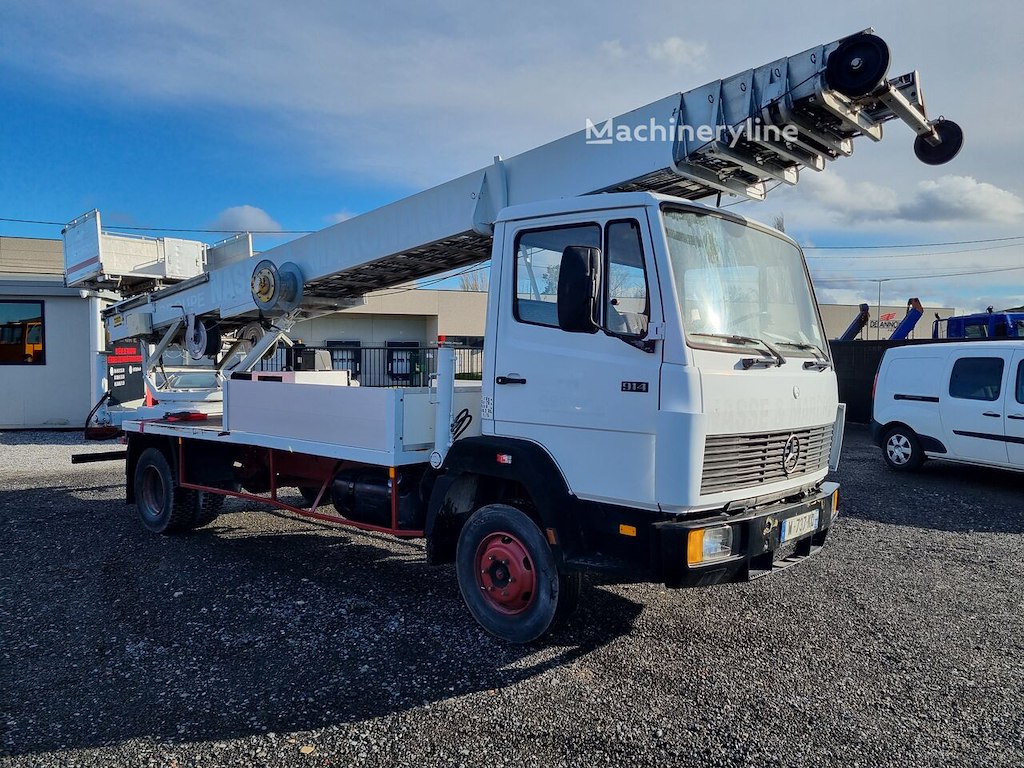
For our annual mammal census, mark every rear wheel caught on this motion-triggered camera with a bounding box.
[456,504,578,643]
[298,485,326,507]
[883,426,925,471]
[134,447,195,534]
[191,491,225,528]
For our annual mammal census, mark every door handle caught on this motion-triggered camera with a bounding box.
[982,411,1000,417]
[495,376,527,385]
[1008,414,1024,420]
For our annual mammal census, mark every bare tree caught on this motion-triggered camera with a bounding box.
[772,213,785,233]
[458,268,489,292]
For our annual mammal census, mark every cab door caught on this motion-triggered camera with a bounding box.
[1005,350,1024,467]
[490,210,663,508]
[941,353,1009,466]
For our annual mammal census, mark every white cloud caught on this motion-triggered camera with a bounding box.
[896,175,1024,224]
[325,210,357,225]
[801,173,1024,226]
[647,37,707,70]
[799,174,900,223]
[210,205,281,232]
[601,40,626,60]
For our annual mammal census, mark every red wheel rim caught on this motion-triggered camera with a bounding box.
[474,531,536,615]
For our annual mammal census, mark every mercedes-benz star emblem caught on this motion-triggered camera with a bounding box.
[782,434,801,475]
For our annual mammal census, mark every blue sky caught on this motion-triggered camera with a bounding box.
[2,0,1022,313]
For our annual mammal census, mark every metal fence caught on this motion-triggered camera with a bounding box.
[257,345,483,388]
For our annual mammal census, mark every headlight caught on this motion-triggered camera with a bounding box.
[687,526,734,566]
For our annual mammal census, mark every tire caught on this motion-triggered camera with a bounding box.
[191,491,225,528]
[456,504,576,643]
[553,570,583,625]
[298,485,326,507]
[133,447,195,534]
[882,426,925,472]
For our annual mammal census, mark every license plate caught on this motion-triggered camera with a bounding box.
[780,509,819,543]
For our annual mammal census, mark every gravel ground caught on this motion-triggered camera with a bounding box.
[1,425,1021,767]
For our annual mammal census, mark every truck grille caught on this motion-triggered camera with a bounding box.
[701,424,833,495]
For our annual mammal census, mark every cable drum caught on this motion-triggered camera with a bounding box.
[251,260,304,313]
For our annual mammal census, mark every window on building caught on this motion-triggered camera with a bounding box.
[0,300,45,365]
[326,340,361,379]
[949,357,1004,401]
[386,340,420,382]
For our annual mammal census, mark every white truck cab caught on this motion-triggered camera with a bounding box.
[486,193,838,513]
[873,341,1024,472]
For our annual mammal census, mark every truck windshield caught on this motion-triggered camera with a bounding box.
[662,208,826,357]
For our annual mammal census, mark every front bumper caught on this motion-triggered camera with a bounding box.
[653,482,839,587]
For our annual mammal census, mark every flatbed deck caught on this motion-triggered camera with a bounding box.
[126,380,483,468]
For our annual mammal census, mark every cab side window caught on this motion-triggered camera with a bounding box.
[948,357,1004,401]
[604,220,650,337]
[514,224,600,328]
[1016,360,1024,405]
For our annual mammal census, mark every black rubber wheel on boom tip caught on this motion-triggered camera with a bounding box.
[456,504,577,644]
[825,33,891,98]
[914,120,964,166]
[133,447,196,534]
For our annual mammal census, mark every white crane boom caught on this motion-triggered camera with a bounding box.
[67,30,960,343]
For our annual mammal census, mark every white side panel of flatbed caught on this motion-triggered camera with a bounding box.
[125,382,482,467]
[227,380,398,452]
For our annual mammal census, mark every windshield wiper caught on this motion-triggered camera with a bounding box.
[774,341,832,370]
[691,333,786,368]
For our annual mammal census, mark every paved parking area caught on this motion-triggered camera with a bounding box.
[1,425,1021,767]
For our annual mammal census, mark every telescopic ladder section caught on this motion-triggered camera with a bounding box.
[96,29,961,344]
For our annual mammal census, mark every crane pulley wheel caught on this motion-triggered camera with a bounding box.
[825,33,891,98]
[185,317,221,360]
[238,321,280,361]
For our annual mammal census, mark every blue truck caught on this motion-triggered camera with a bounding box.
[933,308,1024,339]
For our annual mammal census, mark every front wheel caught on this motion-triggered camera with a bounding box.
[882,426,925,472]
[456,504,577,643]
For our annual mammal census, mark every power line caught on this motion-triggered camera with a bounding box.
[804,235,1024,250]
[813,265,1024,283]
[372,262,491,297]
[807,242,1023,262]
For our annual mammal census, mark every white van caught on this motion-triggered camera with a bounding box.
[872,341,1024,472]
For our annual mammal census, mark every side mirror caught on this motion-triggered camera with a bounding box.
[557,245,601,334]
